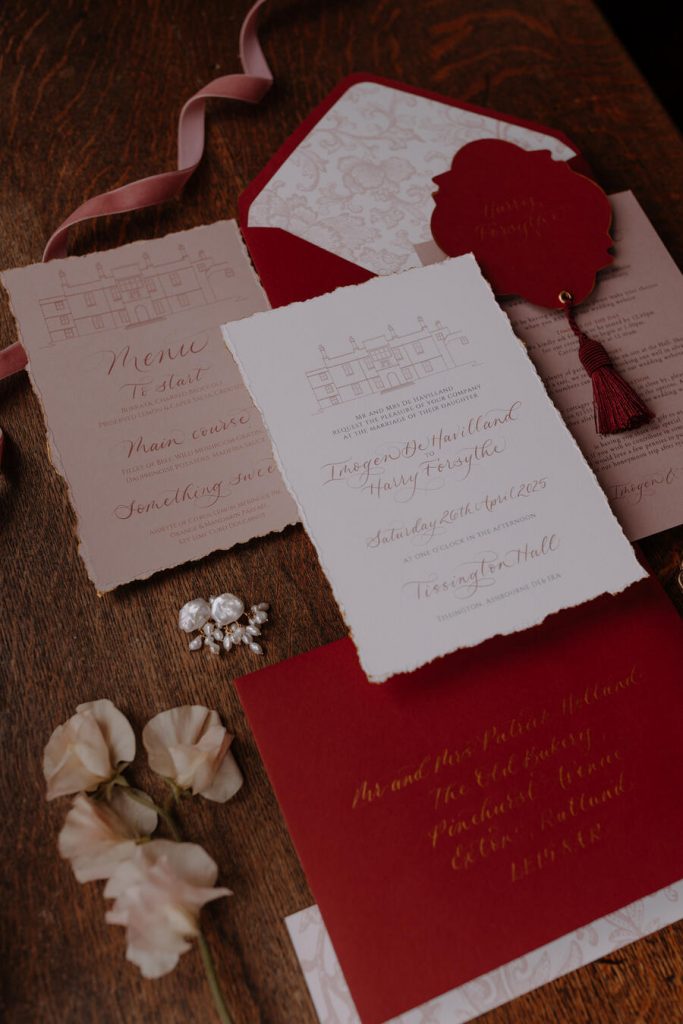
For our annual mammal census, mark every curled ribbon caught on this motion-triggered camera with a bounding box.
[0,0,272,388]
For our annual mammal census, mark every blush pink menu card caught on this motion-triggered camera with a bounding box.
[2,221,297,590]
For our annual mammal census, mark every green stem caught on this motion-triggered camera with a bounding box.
[198,930,233,1024]
[114,782,182,840]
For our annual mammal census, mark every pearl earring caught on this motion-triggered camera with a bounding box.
[178,593,269,656]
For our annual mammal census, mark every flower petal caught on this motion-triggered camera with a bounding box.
[43,722,74,778]
[166,744,213,792]
[43,717,111,798]
[200,747,243,803]
[44,700,135,800]
[77,699,136,766]
[110,788,158,837]
[125,942,185,979]
[143,707,220,774]
[142,706,238,801]
[69,713,118,779]
[147,839,221,889]
[58,794,138,883]
[44,754,104,801]
[103,840,230,978]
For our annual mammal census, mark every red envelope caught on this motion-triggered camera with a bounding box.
[239,74,593,307]
[236,576,683,1024]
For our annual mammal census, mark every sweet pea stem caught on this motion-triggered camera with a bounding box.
[111,777,182,840]
[108,776,232,1021]
[198,931,233,1024]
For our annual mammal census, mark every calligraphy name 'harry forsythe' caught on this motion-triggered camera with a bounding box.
[320,403,521,501]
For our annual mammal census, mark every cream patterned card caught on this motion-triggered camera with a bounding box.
[286,883,683,1024]
[247,79,575,275]
[224,257,644,681]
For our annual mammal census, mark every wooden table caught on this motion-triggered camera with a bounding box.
[1,1,682,1021]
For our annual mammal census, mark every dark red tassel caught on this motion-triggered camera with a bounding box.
[560,294,654,434]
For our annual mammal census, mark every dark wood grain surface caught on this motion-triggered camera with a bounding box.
[1,2,682,1022]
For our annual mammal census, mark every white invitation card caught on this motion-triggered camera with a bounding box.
[224,258,645,681]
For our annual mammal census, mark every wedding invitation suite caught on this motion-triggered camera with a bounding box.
[236,577,683,1024]
[224,258,644,681]
[1,222,297,590]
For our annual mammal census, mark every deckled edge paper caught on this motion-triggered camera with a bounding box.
[224,258,645,681]
[2,221,298,591]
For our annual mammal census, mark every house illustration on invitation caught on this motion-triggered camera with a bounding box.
[38,245,237,343]
[306,317,471,411]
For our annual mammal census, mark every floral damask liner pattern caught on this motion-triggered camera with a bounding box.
[286,883,683,1024]
[248,81,575,275]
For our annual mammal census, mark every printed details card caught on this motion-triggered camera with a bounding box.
[236,578,683,1024]
[501,191,683,541]
[224,257,644,681]
[2,221,296,590]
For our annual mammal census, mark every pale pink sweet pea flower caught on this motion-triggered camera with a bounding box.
[142,706,243,803]
[104,839,231,978]
[58,790,158,883]
[43,699,136,801]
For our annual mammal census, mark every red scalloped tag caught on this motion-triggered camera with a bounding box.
[430,140,613,309]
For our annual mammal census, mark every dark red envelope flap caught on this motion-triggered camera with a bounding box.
[243,226,374,307]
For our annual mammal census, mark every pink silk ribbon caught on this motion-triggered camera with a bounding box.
[0,0,272,387]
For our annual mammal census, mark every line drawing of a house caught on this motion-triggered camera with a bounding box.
[306,317,472,411]
[39,244,237,343]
